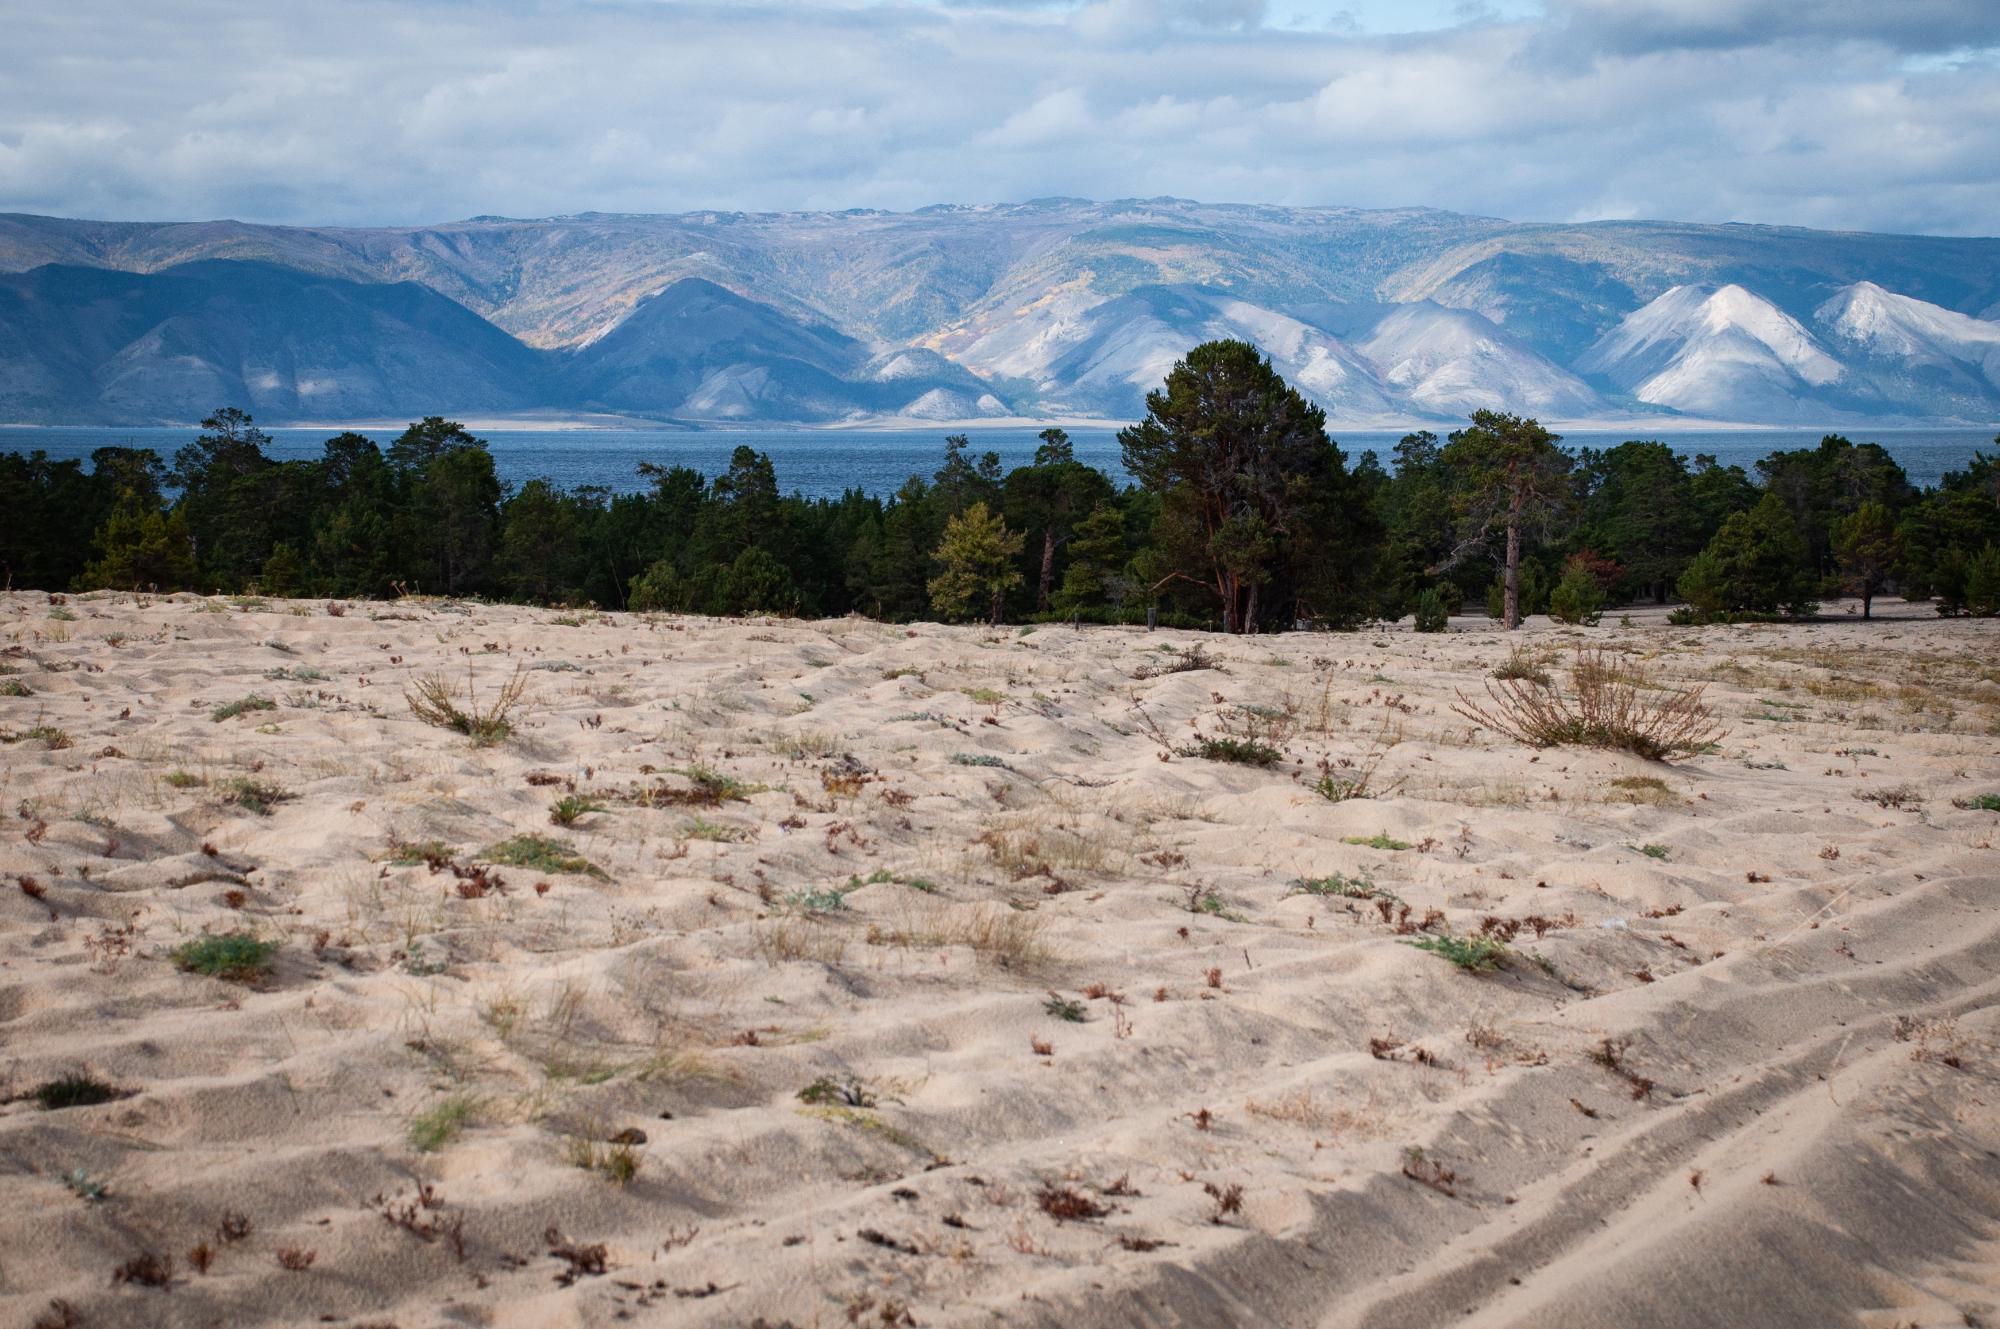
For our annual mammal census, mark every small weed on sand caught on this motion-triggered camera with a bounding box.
[548,795,602,827]
[410,1094,479,1152]
[217,777,294,816]
[31,1073,123,1111]
[211,695,276,722]
[407,665,529,745]
[484,835,605,878]
[1405,935,1507,972]
[171,932,278,981]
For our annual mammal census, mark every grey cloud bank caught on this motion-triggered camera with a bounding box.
[2,0,1997,234]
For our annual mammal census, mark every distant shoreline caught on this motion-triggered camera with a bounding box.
[1,415,1992,435]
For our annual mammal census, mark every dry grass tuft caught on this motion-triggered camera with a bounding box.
[406,665,530,745]
[1453,649,1724,762]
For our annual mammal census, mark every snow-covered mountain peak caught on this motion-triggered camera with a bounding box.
[1815,281,2000,362]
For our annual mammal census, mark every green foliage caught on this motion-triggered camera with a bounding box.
[1051,501,1129,615]
[1342,831,1411,850]
[1290,871,1390,900]
[216,776,294,816]
[77,497,198,591]
[1412,585,1450,632]
[211,694,277,722]
[1492,646,1551,685]
[1830,500,1898,617]
[929,501,1025,623]
[798,1075,877,1106]
[1444,412,1572,630]
[1677,493,1819,621]
[388,838,457,866]
[172,932,279,981]
[1043,995,1087,1023]
[1186,736,1280,766]
[4,408,1994,638]
[3,724,73,750]
[1547,560,1605,625]
[784,885,850,914]
[1962,543,2000,617]
[549,795,603,827]
[409,1094,478,1152]
[483,835,605,878]
[33,1073,123,1110]
[1404,934,1508,972]
[1119,340,1378,632]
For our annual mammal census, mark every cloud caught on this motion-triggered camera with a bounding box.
[1544,0,2000,55]
[0,0,1994,235]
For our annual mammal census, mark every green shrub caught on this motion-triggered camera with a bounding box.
[798,1075,876,1106]
[2,724,72,750]
[1043,995,1086,1023]
[211,695,277,722]
[1404,935,1507,972]
[1290,871,1396,903]
[1492,646,1552,685]
[409,1094,478,1152]
[483,834,605,878]
[217,777,294,816]
[1186,736,1279,766]
[172,932,278,981]
[33,1073,124,1110]
[548,795,603,827]
[1547,564,1604,625]
[1412,586,1449,633]
[784,886,849,914]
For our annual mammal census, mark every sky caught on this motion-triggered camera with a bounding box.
[2,0,1997,235]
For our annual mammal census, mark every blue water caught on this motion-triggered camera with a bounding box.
[2,424,1991,497]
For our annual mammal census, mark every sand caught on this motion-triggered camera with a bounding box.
[1,591,1996,1329]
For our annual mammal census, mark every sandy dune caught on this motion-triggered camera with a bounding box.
[1,591,1996,1329]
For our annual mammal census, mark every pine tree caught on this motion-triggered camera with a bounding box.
[928,501,1024,624]
[1441,411,1572,630]
[1830,500,1898,618]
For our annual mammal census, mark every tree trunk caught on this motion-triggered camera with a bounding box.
[1503,489,1523,630]
[1038,530,1056,611]
[1862,585,1872,619]
[1244,581,1260,635]
[989,586,1004,625]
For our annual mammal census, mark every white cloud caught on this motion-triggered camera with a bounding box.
[0,0,1994,234]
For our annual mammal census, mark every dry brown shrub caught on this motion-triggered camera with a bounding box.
[405,665,530,745]
[1452,649,1723,761]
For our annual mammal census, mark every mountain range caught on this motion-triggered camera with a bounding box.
[1,199,1997,428]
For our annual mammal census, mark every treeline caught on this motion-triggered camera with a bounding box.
[3,341,1997,629]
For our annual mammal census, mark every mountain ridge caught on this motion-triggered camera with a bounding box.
[2,200,1998,427]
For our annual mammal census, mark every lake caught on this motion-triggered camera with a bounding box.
[2,424,1993,497]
